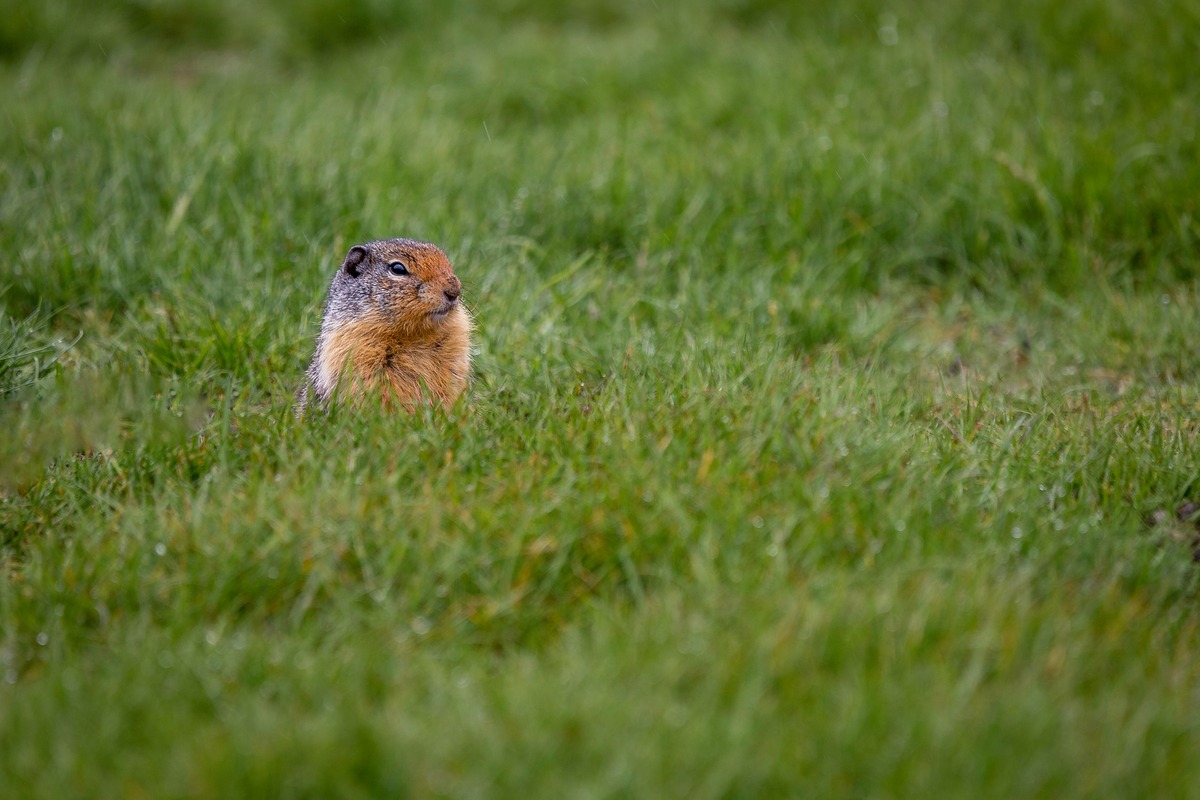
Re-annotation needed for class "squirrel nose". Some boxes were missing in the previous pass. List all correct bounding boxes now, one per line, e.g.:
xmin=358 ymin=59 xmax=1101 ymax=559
xmin=443 ymin=280 xmax=461 ymax=303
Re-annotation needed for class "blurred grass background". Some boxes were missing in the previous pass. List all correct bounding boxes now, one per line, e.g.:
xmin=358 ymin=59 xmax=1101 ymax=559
xmin=2 ymin=0 xmax=1199 ymax=796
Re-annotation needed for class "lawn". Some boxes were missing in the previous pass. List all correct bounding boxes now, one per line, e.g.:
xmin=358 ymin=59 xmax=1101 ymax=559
xmin=2 ymin=0 xmax=1199 ymax=796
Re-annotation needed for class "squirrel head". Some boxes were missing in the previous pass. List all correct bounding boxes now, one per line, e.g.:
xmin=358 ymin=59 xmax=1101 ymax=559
xmin=324 ymin=238 xmax=465 ymax=339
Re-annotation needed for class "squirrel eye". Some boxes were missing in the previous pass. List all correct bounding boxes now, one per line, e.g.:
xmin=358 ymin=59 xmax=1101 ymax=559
xmin=388 ymin=261 xmax=409 ymax=276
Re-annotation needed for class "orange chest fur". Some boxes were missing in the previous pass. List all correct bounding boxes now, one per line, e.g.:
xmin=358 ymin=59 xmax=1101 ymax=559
xmin=318 ymin=316 xmax=470 ymax=407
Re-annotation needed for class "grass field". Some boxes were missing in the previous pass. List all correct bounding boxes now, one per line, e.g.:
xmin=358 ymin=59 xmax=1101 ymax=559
xmin=2 ymin=0 xmax=1200 ymax=796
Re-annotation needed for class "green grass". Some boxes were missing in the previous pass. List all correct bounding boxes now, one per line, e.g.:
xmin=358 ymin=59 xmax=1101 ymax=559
xmin=2 ymin=0 xmax=1200 ymax=796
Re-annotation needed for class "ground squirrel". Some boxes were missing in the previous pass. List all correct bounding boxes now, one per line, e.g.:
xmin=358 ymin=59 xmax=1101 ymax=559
xmin=298 ymin=238 xmax=471 ymax=412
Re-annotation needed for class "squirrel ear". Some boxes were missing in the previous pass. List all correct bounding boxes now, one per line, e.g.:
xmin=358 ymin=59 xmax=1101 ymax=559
xmin=342 ymin=246 xmax=368 ymax=277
